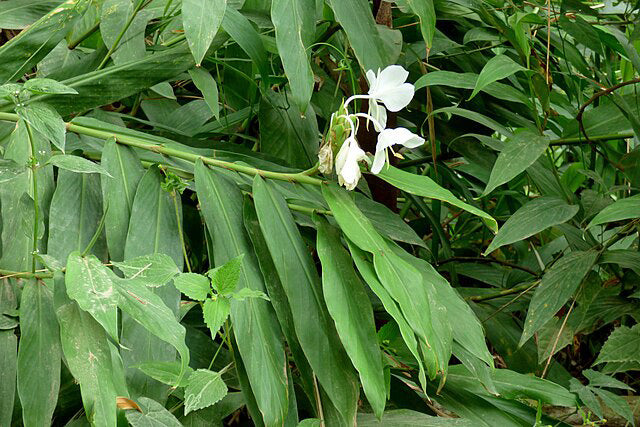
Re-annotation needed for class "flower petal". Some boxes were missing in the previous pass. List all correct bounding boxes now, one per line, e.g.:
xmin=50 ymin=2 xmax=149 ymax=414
xmin=377 ymin=65 xmax=409 ymax=87
xmin=375 ymin=128 xmax=399 ymax=152
xmin=366 ymin=69 xmax=377 ymax=89
xmin=377 ymin=83 xmax=415 ymax=112
xmin=368 ymin=100 xmax=387 ymax=132
xmin=394 ymin=127 xmax=425 ymax=148
xmin=371 ymin=150 xmax=386 ymax=174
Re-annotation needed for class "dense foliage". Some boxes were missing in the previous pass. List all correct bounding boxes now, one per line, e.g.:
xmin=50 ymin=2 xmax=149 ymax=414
xmin=0 ymin=0 xmax=639 ymax=425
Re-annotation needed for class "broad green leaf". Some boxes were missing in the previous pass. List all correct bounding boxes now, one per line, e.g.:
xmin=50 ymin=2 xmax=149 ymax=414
xmin=0 ymin=159 xmax=25 ymax=184
xmin=17 ymin=280 xmax=61 ymax=427
xmin=0 ymin=120 xmax=54 ymax=271
xmin=483 ymin=131 xmax=550 ymax=195
xmin=595 ymin=324 xmax=640 ymax=365
xmin=520 ymin=251 xmax=598 ymax=346
xmin=135 ymin=361 xmax=194 ymax=387
xmin=587 ymin=194 xmax=640 ymax=228
xmin=469 ymin=54 xmax=527 ymax=100
xmin=113 ymin=253 xmax=180 ymax=287
xmin=174 ymin=273 xmax=211 ymax=301
xmin=65 ymin=252 xmax=119 ymax=341
xmin=122 ymin=166 xmax=183 ymax=402
xmin=0 ymin=330 xmax=17 ymax=427
xmin=259 ymin=90 xmax=318 ymax=168
xmin=202 ymin=297 xmax=230 ymax=336
xmin=0 ymin=0 xmax=64 ymax=29
xmin=599 ymin=249 xmax=640 ymax=276
xmin=16 ymin=102 xmax=66 ymax=152
xmin=125 ymin=397 xmax=183 ymax=427
xmin=184 ymin=369 xmax=228 ymax=415
xmin=100 ymin=138 xmax=144 ymax=262
xmin=207 ymin=254 xmax=244 ymax=295
xmin=298 ymin=419 xmax=323 ymax=427
xmin=430 ymin=106 xmax=513 ymax=138
xmin=329 ymin=0 xmax=389 ymax=71
xmin=114 ymin=278 xmax=190 ymax=386
xmin=183 ymin=0 xmax=226 ymax=65
xmin=221 ymin=7 xmax=270 ymax=88
xmin=271 ymin=0 xmax=315 ymax=112
xmin=188 ymin=68 xmax=220 ymax=119
xmin=485 ymin=197 xmax=579 ymax=254
xmin=592 ymin=388 xmax=635 ymax=426
xmin=375 ymin=166 xmax=498 ymax=232
xmin=357 ymin=409 xmax=475 ymax=426
xmin=100 ymin=0 xmax=152 ymax=65
xmin=315 ymin=217 xmax=386 ymax=418
xmin=49 ymin=154 xmax=112 ymax=176
xmin=0 ymin=0 xmax=89 ymax=83
xmin=253 ymin=176 xmax=359 ymax=425
xmin=179 ymin=392 xmax=245 ymax=426
xmin=56 ymin=300 xmax=118 ymax=427
xmin=404 ymin=0 xmax=436 ymax=48
xmin=23 ymin=77 xmax=77 ymax=95
xmin=195 ymin=161 xmax=289 ymax=426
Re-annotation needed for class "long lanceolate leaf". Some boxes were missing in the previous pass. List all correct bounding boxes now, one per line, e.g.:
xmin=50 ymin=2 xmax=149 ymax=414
xmin=182 ymin=0 xmax=226 ymax=66
xmin=194 ymin=161 xmax=289 ymax=427
xmin=253 ymin=177 xmax=360 ymax=425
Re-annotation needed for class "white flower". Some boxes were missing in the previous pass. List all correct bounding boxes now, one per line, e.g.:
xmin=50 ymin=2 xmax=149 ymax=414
xmin=371 ymin=127 xmax=424 ymax=174
xmin=367 ymin=99 xmax=387 ymax=132
xmin=335 ymin=135 xmax=368 ymax=190
xmin=365 ymin=65 xmax=415 ymax=112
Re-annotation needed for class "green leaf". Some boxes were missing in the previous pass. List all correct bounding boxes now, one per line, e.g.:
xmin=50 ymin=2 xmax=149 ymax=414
xmin=47 ymin=170 xmax=107 ymax=264
xmin=113 ymin=253 xmax=180 ymax=287
xmin=583 ymin=369 xmax=634 ymax=391
xmin=195 ymin=161 xmax=289 ymax=426
xmin=56 ymin=300 xmax=118 ymax=427
xmin=587 ymin=194 xmax=640 ymax=228
xmin=231 ymin=288 xmax=269 ymax=301
xmin=375 ymin=166 xmax=498 ymax=232
xmin=271 ymin=0 xmax=315 ymax=113
xmin=485 ymin=197 xmax=579 ymax=254
xmin=114 ymin=278 xmax=190 ymax=387
xmin=182 ymin=0 xmax=226 ymax=65
xmin=259 ymin=90 xmax=318 ymax=169
xmin=206 ymin=254 xmax=244 ymax=295
xmin=0 ymin=330 xmax=17 ymax=427
xmin=595 ymin=324 xmax=640 ymax=365
xmin=17 ymin=280 xmax=61 ymax=427
xmin=221 ymin=7 xmax=270 ymax=88
xmin=174 ymin=273 xmax=211 ymax=301
xmin=253 ymin=176 xmax=360 ymax=425
xmin=23 ymin=77 xmax=78 ymax=95
xmin=592 ymin=388 xmax=635 ymax=426
xmin=357 ymin=409 xmax=475 ymax=426
xmin=65 ymin=252 xmax=118 ymax=341
xmin=403 ymin=0 xmax=436 ymax=49
xmin=570 ymin=378 xmax=603 ymax=419
xmin=100 ymin=0 xmax=152 ymax=65
xmin=48 ymin=154 xmax=112 ymax=176
xmin=135 ymin=361 xmax=194 ymax=387
xmin=188 ymin=68 xmax=220 ymax=119
xmin=0 ymin=0 xmax=89 ymax=83
xmin=184 ymin=369 xmax=228 ymax=415
xmin=16 ymin=102 xmax=66 ymax=152
xmin=0 ymin=0 xmax=64 ymax=30
xmin=469 ymin=54 xmax=527 ymax=100
xmin=520 ymin=250 xmax=598 ymax=346
xmin=599 ymin=249 xmax=640 ymax=276
xmin=125 ymin=397 xmax=183 ymax=427
xmin=202 ymin=297 xmax=230 ymax=336
xmin=483 ymin=131 xmax=550 ymax=196
xmin=315 ymin=216 xmax=386 ymax=419
xmin=0 ymin=159 xmax=26 ymax=184
xmin=329 ymin=0 xmax=389 ymax=71
xmin=100 ymin=138 xmax=144 ymax=262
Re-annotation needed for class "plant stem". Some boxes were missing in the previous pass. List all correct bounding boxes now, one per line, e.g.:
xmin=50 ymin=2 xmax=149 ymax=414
xmin=25 ymin=122 xmax=39 ymax=273
xmin=68 ymin=21 xmax=101 ymax=50
xmin=97 ymin=0 xmax=149 ymax=70
xmin=171 ymin=190 xmax=192 ymax=273
xmin=469 ymin=281 xmax=540 ymax=302
xmin=0 ymin=269 xmax=54 ymax=280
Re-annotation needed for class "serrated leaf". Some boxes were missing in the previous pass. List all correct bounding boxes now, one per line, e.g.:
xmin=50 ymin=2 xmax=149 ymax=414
xmin=184 ymin=369 xmax=228 ymax=415
xmin=592 ymin=388 xmax=635 ymax=426
xmin=182 ymin=0 xmax=226 ymax=65
xmin=520 ymin=251 xmax=598 ymax=346
xmin=126 ymin=397 xmax=183 ymax=427
xmin=485 ymin=197 xmax=579 ymax=254
xmin=202 ymin=297 xmax=230 ymax=337
xmin=483 ymin=131 xmax=550 ymax=196
xmin=595 ymin=324 xmax=640 ymax=365
xmin=174 ymin=273 xmax=211 ymax=301
xmin=469 ymin=54 xmax=527 ymax=100
xmin=23 ymin=78 xmax=77 ymax=95
xmin=570 ymin=378 xmax=603 ymax=419
xmin=583 ymin=369 xmax=634 ymax=391
xmin=113 ymin=253 xmax=180 ymax=287
xmin=206 ymin=254 xmax=244 ymax=295
xmin=65 ymin=252 xmax=119 ymax=341
xmin=48 ymin=155 xmax=112 ymax=176
xmin=16 ymin=102 xmax=66 ymax=152
xmin=135 ymin=361 xmax=194 ymax=387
